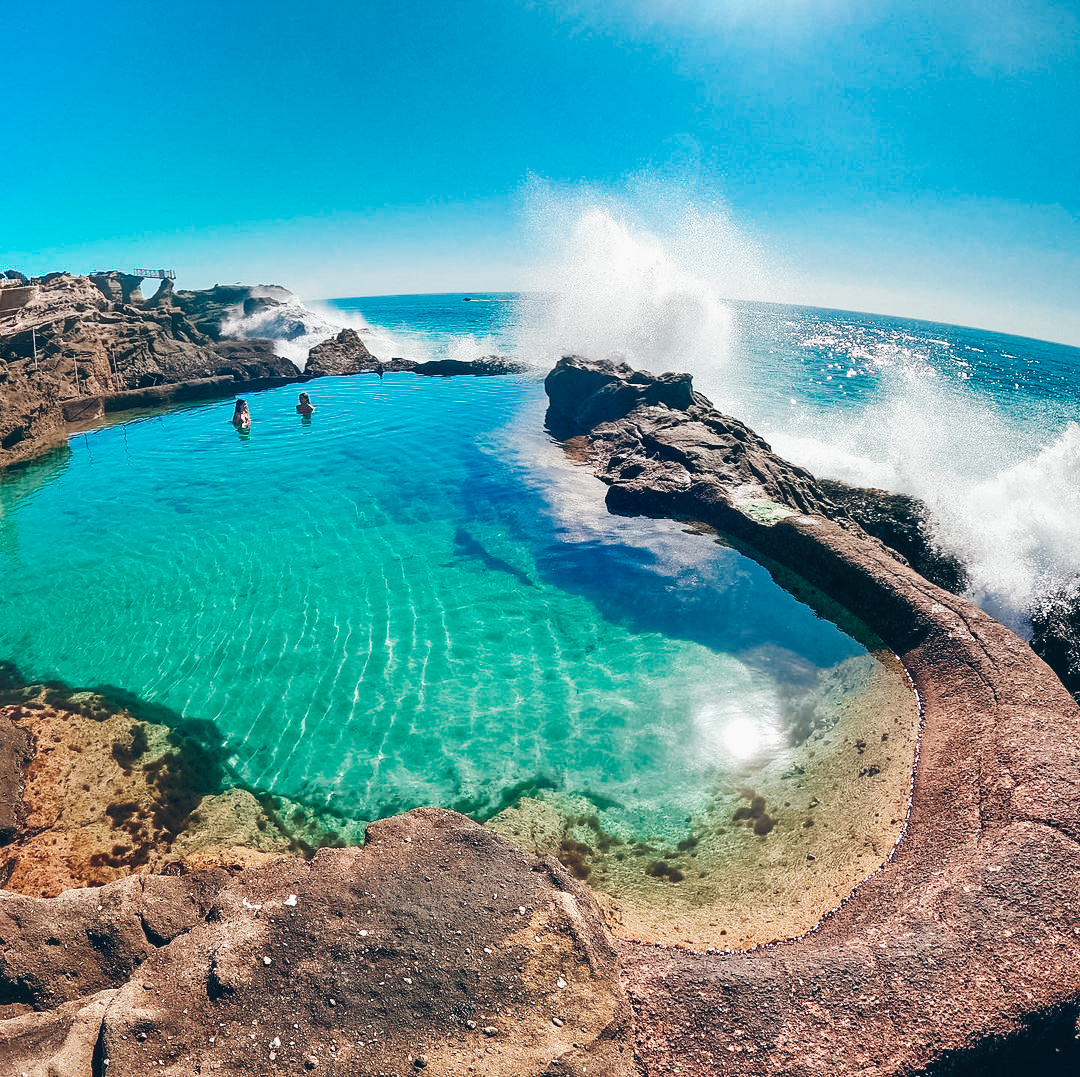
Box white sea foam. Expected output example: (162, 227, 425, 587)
(222, 292, 509, 370)
(510, 180, 765, 394)
(764, 355, 1079, 628)
(511, 181, 1080, 628)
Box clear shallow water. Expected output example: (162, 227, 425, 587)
(0, 372, 886, 843)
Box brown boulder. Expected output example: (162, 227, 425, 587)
(74, 809, 628, 1076)
(305, 327, 380, 376)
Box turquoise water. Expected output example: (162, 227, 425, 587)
(326, 293, 1080, 627)
(0, 371, 875, 834)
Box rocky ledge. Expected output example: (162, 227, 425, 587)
(1, 354, 1080, 1074)
(0, 272, 301, 467)
(545, 356, 1080, 1074)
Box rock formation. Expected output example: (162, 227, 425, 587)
(0, 273, 307, 466)
(818, 477, 969, 595)
(171, 283, 294, 341)
(0, 810, 631, 1076)
(304, 327, 384, 375)
(413, 356, 528, 377)
(543, 356, 1080, 1074)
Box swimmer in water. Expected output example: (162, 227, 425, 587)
(296, 391, 315, 416)
(231, 399, 251, 429)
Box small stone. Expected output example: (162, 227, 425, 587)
(284, 894, 298, 906)
(466, 1021, 476, 1030)
(263, 956, 272, 966)
(552, 1017, 564, 1027)
(304, 1058, 319, 1070)
(136, 1032, 148, 1042)
(414, 1057, 428, 1069)
(557, 977, 567, 988)
(328, 998, 336, 1006)
(518, 906, 526, 914)
(269, 1052, 277, 1061)
(404, 977, 413, 984)
(482, 1026, 499, 1037)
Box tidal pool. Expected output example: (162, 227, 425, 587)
(0, 374, 918, 947)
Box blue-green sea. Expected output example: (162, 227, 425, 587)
(3, 290, 1078, 850)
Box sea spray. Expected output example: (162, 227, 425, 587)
(509, 179, 771, 399)
(757, 322, 1080, 627)
(509, 182, 1080, 628)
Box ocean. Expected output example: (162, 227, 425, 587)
(314, 291, 1080, 634)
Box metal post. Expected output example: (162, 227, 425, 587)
(31, 326, 38, 370)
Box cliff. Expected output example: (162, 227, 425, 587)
(0, 272, 303, 467)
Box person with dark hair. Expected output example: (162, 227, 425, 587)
(296, 391, 315, 416)
(231, 399, 251, 429)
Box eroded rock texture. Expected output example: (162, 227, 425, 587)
(0, 273, 305, 466)
(305, 327, 385, 375)
(0, 810, 631, 1077)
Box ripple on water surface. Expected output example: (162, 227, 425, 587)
(0, 374, 918, 947)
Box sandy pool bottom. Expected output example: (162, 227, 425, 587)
(486, 651, 919, 951)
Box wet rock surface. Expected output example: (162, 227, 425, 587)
(818, 477, 969, 595)
(1031, 589, 1080, 706)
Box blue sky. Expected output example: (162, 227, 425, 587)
(4, 0, 1078, 344)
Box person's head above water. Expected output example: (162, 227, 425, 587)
(232, 399, 251, 427)
(296, 391, 315, 415)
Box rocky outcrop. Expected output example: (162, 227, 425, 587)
(172, 283, 293, 341)
(210, 339, 303, 381)
(546, 356, 840, 519)
(0, 362, 67, 466)
(819, 478, 969, 595)
(0, 273, 303, 403)
(414, 356, 528, 377)
(0, 810, 631, 1077)
(543, 355, 1080, 1075)
(304, 327, 382, 375)
(0, 273, 309, 465)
